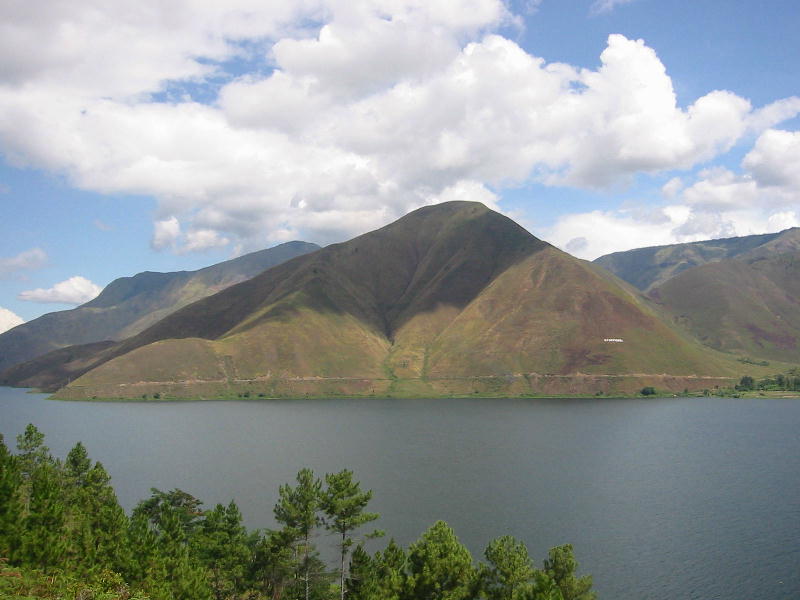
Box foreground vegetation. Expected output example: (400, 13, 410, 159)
(0, 425, 594, 600)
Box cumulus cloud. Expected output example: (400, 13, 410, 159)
(0, 247, 47, 277)
(742, 129, 800, 188)
(0, 307, 24, 334)
(550, 127, 800, 259)
(549, 206, 691, 260)
(0, 1, 798, 252)
(18, 276, 102, 305)
(182, 229, 230, 253)
(151, 217, 181, 250)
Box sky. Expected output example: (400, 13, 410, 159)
(1, 0, 799, 329)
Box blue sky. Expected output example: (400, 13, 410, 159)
(1, 0, 799, 328)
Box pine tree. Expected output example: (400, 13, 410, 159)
(405, 521, 475, 600)
(274, 468, 323, 600)
(18, 462, 67, 570)
(158, 509, 212, 600)
(480, 535, 535, 600)
(529, 570, 565, 600)
(127, 511, 163, 587)
(542, 545, 594, 600)
(0, 434, 22, 560)
(345, 545, 375, 600)
(69, 461, 131, 575)
(250, 527, 298, 600)
(321, 469, 382, 600)
(374, 539, 406, 600)
(193, 501, 252, 600)
(16, 424, 51, 480)
(134, 488, 205, 538)
(347, 540, 406, 600)
(65, 441, 92, 485)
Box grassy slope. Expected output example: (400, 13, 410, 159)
(47, 202, 759, 400)
(60, 202, 542, 388)
(0, 241, 319, 372)
(425, 248, 740, 377)
(651, 252, 800, 362)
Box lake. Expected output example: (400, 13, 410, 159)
(1, 387, 799, 599)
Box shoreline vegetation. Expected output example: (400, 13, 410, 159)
(18, 369, 797, 401)
(0, 425, 594, 600)
(49, 373, 740, 402)
(40, 389, 800, 403)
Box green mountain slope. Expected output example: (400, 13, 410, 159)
(0, 241, 319, 372)
(17, 201, 748, 399)
(594, 228, 800, 291)
(650, 251, 800, 362)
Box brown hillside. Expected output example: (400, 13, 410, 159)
(9, 202, 751, 399)
(651, 252, 800, 362)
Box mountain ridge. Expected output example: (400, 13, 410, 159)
(593, 228, 800, 291)
(594, 228, 800, 363)
(4, 201, 754, 399)
(0, 240, 320, 373)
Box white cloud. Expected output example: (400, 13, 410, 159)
(767, 211, 800, 231)
(548, 206, 691, 260)
(0, 247, 47, 277)
(661, 177, 684, 198)
(427, 180, 500, 208)
(0, 2, 798, 252)
(550, 126, 800, 260)
(181, 229, 230, 253)
(590, 0, 637, 15)
(151, 217, 181, 250)
(742, 129, 800, 188)
(19, 276, 102, 305)
(0, 307, 24, 334)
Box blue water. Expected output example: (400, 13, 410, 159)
(1, 388, 799, 599)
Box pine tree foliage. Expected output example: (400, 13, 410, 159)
(250, 527, 298, 600)
(405, 520, 476, 600)
(543, 545, 595, 600)
(480, 535, 536, 600)
(0, 424, 594, 600)
(274, 468, 323, 600)
(192, 501, 252, 600)
(322, 469, 383, 600)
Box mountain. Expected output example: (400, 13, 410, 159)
(593, 228, 800, 291)
(649, 251, 800, 362)
(0, 241, 319, 373)
(11, 202, 745, 399)
(594, 228, 800, 363)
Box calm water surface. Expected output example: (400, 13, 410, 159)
(1, 387, 799, 600)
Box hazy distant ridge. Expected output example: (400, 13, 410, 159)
(0, 241, 319, 373)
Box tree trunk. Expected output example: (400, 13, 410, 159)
(305, 532, 310, 600)
(340, 530, 346, 600)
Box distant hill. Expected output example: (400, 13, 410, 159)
(595, 228, 800, 363)
(593, 228, 800, 291)
(649, 251, 800, 362)
(0, 241, 319, 373)
(8, 202, 744, 399)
